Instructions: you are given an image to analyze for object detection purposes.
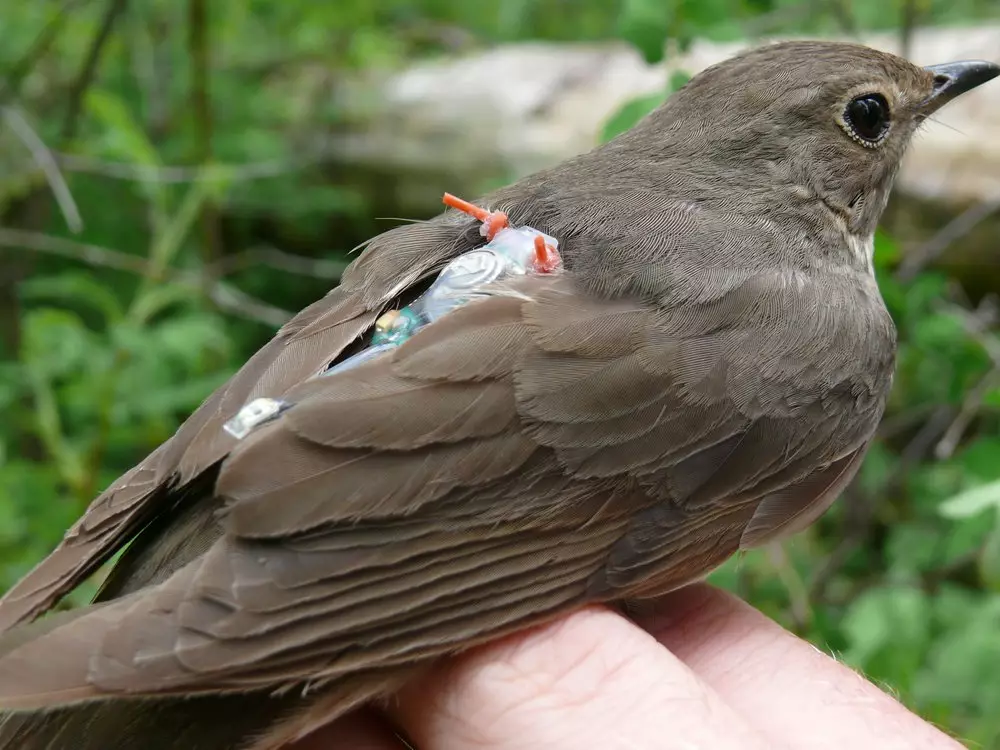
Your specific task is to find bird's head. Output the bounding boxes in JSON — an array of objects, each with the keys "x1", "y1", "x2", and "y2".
[{"x1": 626, "y1": 41, "x2": 998, "y2": 263}]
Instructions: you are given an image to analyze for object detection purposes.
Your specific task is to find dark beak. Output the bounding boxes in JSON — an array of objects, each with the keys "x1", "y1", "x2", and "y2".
[{"x1": 921, "y1": 60, "x2": 1000, "y2": 115}]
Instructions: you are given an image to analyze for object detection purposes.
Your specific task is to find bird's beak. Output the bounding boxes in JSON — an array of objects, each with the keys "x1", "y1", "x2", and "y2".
[{"x1": 921, "y1": 60, "x2": 1000, "y2": 115}]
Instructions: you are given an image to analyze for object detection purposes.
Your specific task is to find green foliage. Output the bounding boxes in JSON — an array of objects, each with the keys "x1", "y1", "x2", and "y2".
[
  {"x1": 618, "y1": 0, "x2": 673, "y2": 64},
  {"x1": 600, "y1": 72, "x2": 691, "y2": 143},
  {"x1": 1, "y1": 1, "x2": 1000, "y2": 747}
]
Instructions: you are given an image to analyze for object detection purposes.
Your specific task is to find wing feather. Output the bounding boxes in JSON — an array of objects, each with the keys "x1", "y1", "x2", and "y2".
[
  {"x1": 0, "y1": 269, "x2": 886, "y2": 719},
  {"x1": 0, "y1": 218, "x2": 475, "y2": 632}
]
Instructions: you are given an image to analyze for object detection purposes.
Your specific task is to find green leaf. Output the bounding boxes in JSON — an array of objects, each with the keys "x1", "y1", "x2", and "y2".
[
  {"x1": 84, "y1": 89, "x2": 161, "y2": 169},
  {"x1": 600, "y1": 91, "x2": 666, "y2": 143},
  {"x1": 916, "y1": 592, "x2": 1000, "y2": 723},
  {"x1": 678, "y1": 0, "x2": 743, "y2": 40},
  {"x1": 497, "y1": 0, "x2": 532, "y2": 37},
  {"x1": 979, "y1": 509, "x2": 1000, "y2": 592},
  {"x1": 940, "y1": 479, "x2": 1000, "y2": 519},
  {"x1": 137, "y1": 174, "x2": 226, "y2": 301},
  {"x1": 130, "y1": 372, "x2": 231, "y2": 416},
  {"x1": 127, "y1": 282, "x2": 200, "y2": 326},
  {"x1": 85, "y1": 88, "x2": 169, "y2": 223},
  {"x1": 151, "y1": 314, "x2": 231, "y2": 364},
  {"x1": 22, "y1": 366, "x2": 85, "y2": 492},
  {"x1": 617, "y1": 0, "x2": 670, "y2": 64},
  {"x1": 873, "y1": 229, "x2": 901, "y2": 268},
  {"x1": 911, "y1": 311, "x2": 967, "y2": 351},
  {"x1": 19, "y1": 272, "x2": 123, "y2": 325},
  {"x1": 983, "y1": 387, "x2": 1000, "y2": 408},
  {"x1": 842, "y1": 586, "x2": 931, "y2": 689},
  {"x1": 856, "y1": 440, "x2": 895, "y2": 495},
  {"x1": 886, "y1": 524, "x2": 942, "y2": 575},
  {"x1": 668, "y1": 70, "x2": 692, "y2": 92},
  {"x1": 20, "y1": 308, "x2": 96, "y2": 380},
  {"x1": 956, "y1": 437, "x2": 1000, "y2": 482}
]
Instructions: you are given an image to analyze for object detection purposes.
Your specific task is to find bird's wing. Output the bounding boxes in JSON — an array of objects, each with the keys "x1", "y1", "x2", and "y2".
[
  {"x1": 0, "y1": 269, "x2": 880, "y2": 709},
  {"x1": 0, "y1": 216, "x2": 479, "y2": 632}
]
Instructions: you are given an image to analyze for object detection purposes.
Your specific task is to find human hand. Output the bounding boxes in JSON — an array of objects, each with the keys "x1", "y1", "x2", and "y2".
[{"x1": 291, "y1": 584, "x2": 964, "y2": 750}]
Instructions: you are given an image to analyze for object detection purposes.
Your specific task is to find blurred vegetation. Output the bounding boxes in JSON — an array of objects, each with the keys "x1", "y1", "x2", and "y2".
[{"x1": 1, "y1": 0, "x2": 1000, "y2": 747}]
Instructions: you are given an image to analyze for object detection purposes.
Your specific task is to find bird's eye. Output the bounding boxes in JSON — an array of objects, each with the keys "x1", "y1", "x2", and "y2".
[{"x1": 843, "y1": 93, "x2": 891, "y2": 146}]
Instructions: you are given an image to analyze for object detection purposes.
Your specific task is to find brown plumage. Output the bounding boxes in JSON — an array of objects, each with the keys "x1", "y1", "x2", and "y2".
[{"x1": 0, "y1": 41, "x2": 996, "y2": 750}]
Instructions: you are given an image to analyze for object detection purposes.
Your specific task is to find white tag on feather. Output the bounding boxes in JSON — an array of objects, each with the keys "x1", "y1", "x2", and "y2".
[{"x1": 223, "y1": 398, "x2": 289, "y2": 439}]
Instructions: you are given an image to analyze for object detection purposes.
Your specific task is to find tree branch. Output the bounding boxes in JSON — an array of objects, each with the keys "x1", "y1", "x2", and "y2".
[
  {"x1": 0, "y1": 228, "x2": 293, "y2": 327},
  {"x1": 932, "y1": 299, "x2": 1000, "y2": 459},
  {"x1": 62, "y1": 0, "x2": 129, "y2": 141},
  {"x1": 213, "y1": 245, "x2": 348, "y2": 280},
  {"x1": 2, "y1": 106, "x2": 82, "y2": 232},
  {"x1": 896, "y1": 196, "x2": 1000, "y2": 282},
  {"x1": 0, "y1": 0, "x2": 90, "y2": 102},
  {"x1": 188, "y1": 0, "x2": 222, "y2": 280}
]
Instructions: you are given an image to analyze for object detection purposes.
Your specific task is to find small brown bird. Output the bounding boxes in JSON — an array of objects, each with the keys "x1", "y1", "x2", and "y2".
[{"x1": 0, "y1": 41, "x2": 996, "y2": 750}]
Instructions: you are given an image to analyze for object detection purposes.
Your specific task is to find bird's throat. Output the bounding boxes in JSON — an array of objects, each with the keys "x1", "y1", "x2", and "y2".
[{"x1": 848, "y1": 233, "x2": 876, "y2": 275}]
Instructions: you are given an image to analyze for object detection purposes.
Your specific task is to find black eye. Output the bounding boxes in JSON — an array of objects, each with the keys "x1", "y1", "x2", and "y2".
[{"x1": 843, "y1": 93, "x2": 891, "y2": 145}]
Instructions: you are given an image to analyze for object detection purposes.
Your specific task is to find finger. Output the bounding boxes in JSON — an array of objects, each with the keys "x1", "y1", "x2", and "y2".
[
  {"x1": 288, "y1": 707, "x2": 408, "y2": 750},
  {"x1": 632, "y1": 584, "x2": 964, "y2": 750},
  {"x1": 389, "y1": 605, "x2": 772, "y2": 750}
]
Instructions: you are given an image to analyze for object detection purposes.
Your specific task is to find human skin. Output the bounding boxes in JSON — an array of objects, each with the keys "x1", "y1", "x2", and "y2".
[{"x1": 289, "y1": 584, "x2": 964, "y2": 750}]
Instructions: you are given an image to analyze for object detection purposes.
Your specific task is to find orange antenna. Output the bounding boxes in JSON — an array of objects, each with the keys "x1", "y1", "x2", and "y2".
[
  {"x1": 442, "y1": 192, "x2": 508, "y2": 240},
  {"x1": 533, "y1": 235, "x2": 561, "y2": 273},
  {"x1": 443, "y1": 193, "x2": 490, "y2": 222}
]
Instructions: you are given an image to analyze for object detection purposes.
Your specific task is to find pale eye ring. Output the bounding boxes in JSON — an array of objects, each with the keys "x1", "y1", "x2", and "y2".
[{"x1": 842, "y1": 93, "x2": 891, "y2": 146}]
